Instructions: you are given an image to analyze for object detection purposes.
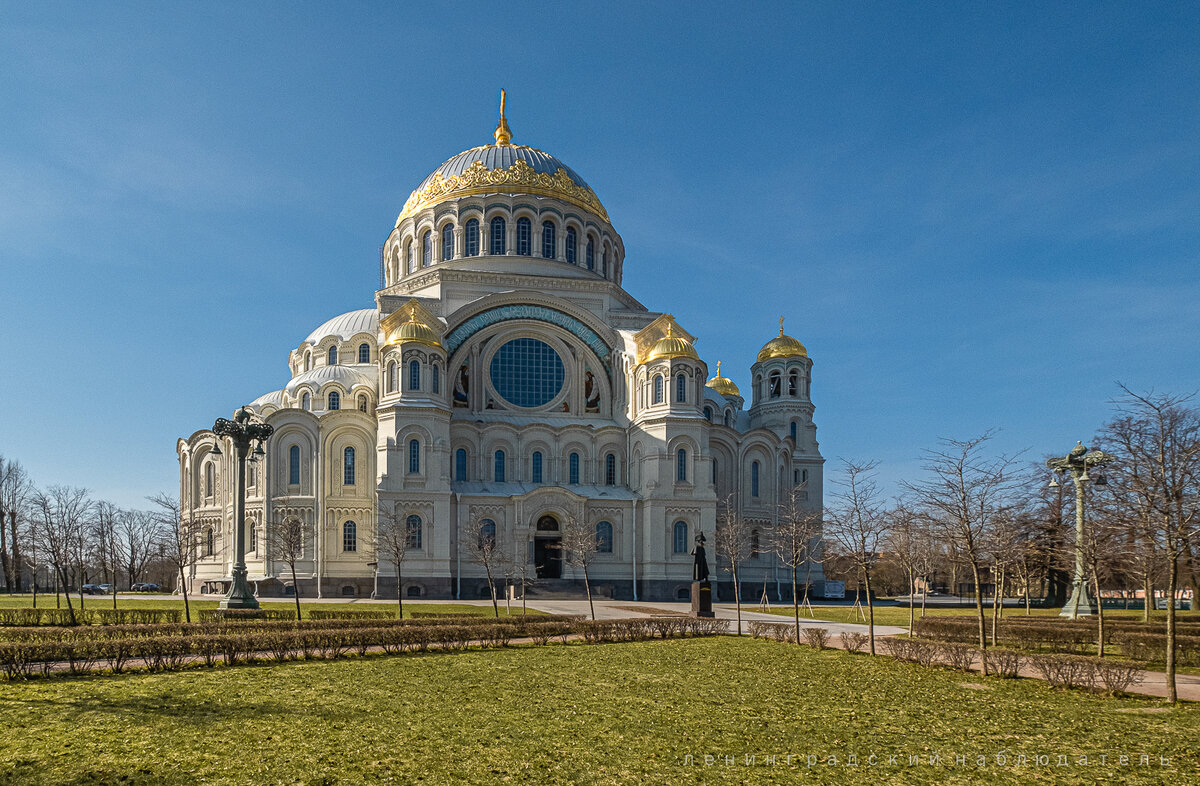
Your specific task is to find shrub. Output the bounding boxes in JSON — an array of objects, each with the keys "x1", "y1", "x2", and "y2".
[
  {"x1": 1029, "y1": 653, "x2": 1096, "y2": 690},
  {"x1": 192, "y1": 636, "x2": 222, "y2": 667},
  {"x1": 1094, "y1": 659, "x2": 1146, "y2": 695},
  {"x1": 307, "y1": 609, "x2": 395, "y2": 621},
  {"x1": 198, "y1": 609, "x2": 297, "y2": 623},
  {"x1": 92, "y1": 609, "x2": 183, "y2": 626},
  {"x1": 802, "y1": 628, "x2": 830, "y2": 650},
  {"x1": 939, "y1": 642, "x2": 975, "y2": 672},
  {"x1": 982, "y1": 648, "x2": 1023, "y2": 678},
  {"x1": 840, "y1": 632, "x2": 869, "y2": 654}
]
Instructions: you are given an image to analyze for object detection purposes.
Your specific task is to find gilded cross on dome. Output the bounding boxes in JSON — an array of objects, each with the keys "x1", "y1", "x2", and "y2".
[{"x1": 494, "y1": 89, "x2": 513, "y2": 146}]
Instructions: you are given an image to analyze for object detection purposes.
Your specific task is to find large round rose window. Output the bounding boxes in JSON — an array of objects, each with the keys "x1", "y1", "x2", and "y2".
[{"x1": 489, "y1": 338, "x2": 565, "y2": 408}]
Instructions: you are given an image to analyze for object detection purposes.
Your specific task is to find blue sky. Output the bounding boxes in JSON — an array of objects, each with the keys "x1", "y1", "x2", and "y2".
[{"x1": 2, "y1": 2, "x2": 1197, "y2": 508}]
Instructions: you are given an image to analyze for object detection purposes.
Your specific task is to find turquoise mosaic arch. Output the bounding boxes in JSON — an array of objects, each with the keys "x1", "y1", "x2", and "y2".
[{"x1": 446, "y1": 304, "x2": 612, "y2": 370}]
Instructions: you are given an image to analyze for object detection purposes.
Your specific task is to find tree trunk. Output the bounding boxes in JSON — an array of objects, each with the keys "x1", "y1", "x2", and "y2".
[
  {"x1": 864, "y1": 570, "x2": 876, "y2": 656},
  {"x1": 920, "y1": 581, "x2": 927, "y2": 619},
  {"x1": 907, "y1": 567, "x2": 915, "y2": 633},
  {"x1": 1092, "y1": 568, "x2": 1106, "y2": 658},
  {"x1": 179, "y1": 567, "x2": 191, "y2": 623},
  {"x1": 990, "y1": 568, "x2": 1002, "y2": 646},
  {"x1": 58, "y1": 566, "x2": 76, "y2": 625},
  {"x1": 291, "y1": 563, "x2": 302, "y2": 621},
  {"x1": 792, "y1": 563, "x2": 800, "y2": 644},
  {"x1": 397, "y1": 565, "x2": 404, "y2": 619},
  {"x1": 10, "y1": 513, "x2": 20, "y2": 593},
  {"x1": 732, "y1": 566, "x2": 742, "y2": 635},
  {"x1": 583, "y1": 563, "x2": 595, "y2": 621},
  {"x1": 1166, "y1": 537, "x2": 1178, "y2": 703},
  {"x1": 0, "y1": 506, "x2": 10, "y2": 593},
  {"x1": 971, "y1": 561, "x2": 988, "y2": 675},
  {"x1": 485, "y1": 563, "x2": 499, "y2": 618}
]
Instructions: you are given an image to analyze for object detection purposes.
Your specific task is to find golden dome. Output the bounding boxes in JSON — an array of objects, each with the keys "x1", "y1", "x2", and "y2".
[
  {"x1": 388, "y1": 309, "x2": 442, "y2": 349},
  {"x1": 757, "y1": 317, "x2": 807, "y2": 363},
  {"x1": 646, "y1": 321, "x2": 699, "y2": 362},
  {"x1": 706, "y1": 361, "x2": 741, "y2": 398}
]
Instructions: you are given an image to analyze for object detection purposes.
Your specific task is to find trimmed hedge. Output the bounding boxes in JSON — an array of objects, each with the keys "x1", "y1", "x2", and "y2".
[
  {"x1": 197, "y1": 609, "x2": 298, "y2": 623},
  {"x1": 306, "y1": 609, "x2": 396, "y2": 621},
  {"x1": 0, "y1": 608, "x2": 184, "y2": 627},
  {"x1": 0, "y1": 616, "x2": 727, "y2": 681},
  {"x1": 1115, "y1": 631, "x2": 1200, "y2": 667}
]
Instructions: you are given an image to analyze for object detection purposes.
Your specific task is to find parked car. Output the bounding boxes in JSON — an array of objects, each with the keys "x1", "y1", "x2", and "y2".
[
  {"x1": 98, "y1": 584, "x2": 113, "y2": 594},
  {"x1": 138, "y1": 583, "x2": 161, "y2": 593},
  {"x1": 131, "y1": 583, "x2": 146, "y2": 591},
  {"x1": 81, "y1": 584, "x2": 103, "y2": 595}
]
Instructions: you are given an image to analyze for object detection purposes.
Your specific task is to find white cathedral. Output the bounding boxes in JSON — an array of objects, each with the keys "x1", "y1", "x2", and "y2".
[{"x1": 178, "y1": 97, "x2": 825, "y2": 601}]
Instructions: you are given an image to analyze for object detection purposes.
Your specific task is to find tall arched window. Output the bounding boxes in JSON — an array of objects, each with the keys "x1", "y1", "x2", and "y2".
[
  {"x1": 596, "y1": 521, "x2": 613, "y2": 553},
  {"x1": 408, "y1": 360, "x2": 420, "y2": 391},
  {"x1": 605, "y1": 453, "x2": 616, "y2": 485},
  {"x1": 750, "y1": 529, "x2": 760, "y2": 558},
  {"x1": 432, "y1": 364, "x2": 440, "y2": 394},
  {"x1": 516, "y1": 217, "x2": 531, "y2": 255},
  {"x1": 442, "y1": 223, "x2": 454, "y2": 261},
  {"x1": 343, "y1": 520, "x2": 357, "y2": 552},
  {"x1": 542, "y1": 221, "x2": 555, "y2": 258},
  {"x1": 327, "y1": 346, "x2": 338, "y2": 365},
  {"x1": 704, "y1": 406, "x2": 713, "y2": 422},
  {"x1": 205, "y1": 528, "x2": 214, "y2": 557},
  {"x1": 327, "y1": 391, "x2": 340, "y2": 410},
  {"x1": 653, "y1": 375, "x2": 664, "y2": 404},
  {"x1": 672, "y1": 520, "x2": 688, "y2": 554},
  {"x1": 478, "y1": 519, "x2": 496, "y2": 550},
  {"x1": 676, "y1": 373, "x2": 687, "y2": 403},
  {"x1": 490, "y1": 216, "x2": 506, "y2": 254},
  {"x1": 565, "y1": 227, "x2": 577, "y2": 263},
  {"x1": 455, "y1": 448, "x2": 467, "y2": 480},
  {"x1": 464, "y1": 219, "x2": 479, "y2": 256},
  {"x1": 304, "y1": 351, "x2": 311, "y2": 372},
  {"x1": 205, "y1": 462, "x2": 214, "y2": 497},
  {"x1": 769, "y1": 372, "x2": 781, "y2": 399},
  {"x1": 422, "y1": 230, "x2": 432, "y2": 267},
  {"x1": 302, "y1": 392, "x2": 311, "y2": 411},
  {"x1": 569, "y1": 452, "x2": 580, "y2": 485},
  {"x1": 752, "y1": 461, "x2": 760, "y2": 497},
  {"x1": 387, "y1": 361, "x2": 397, "y2": 393},
  {"x1": 358, "y1": 343, "x2": 370, "y2": 363},
  {"x1": 676, "y1": 449, "x2": 687, "y2": 483},
  {"x1": 602, "y1": 248, "x2": 608, "y2": 278},
  {"x1": 358, "y1": 394, "x2": 368, "y2": 413},
  {"x1": 406, "y1": 241, "x2": 415, "y2": 272},
  {"x1": 249, "y1": 523, "x2": 257, "y2": 553},
  {"x1": 494, "y1": 450, "x2": 506, "y2": 482},
  {"x1": 585, "y1": 236, "x2": 595, "y2": 270},
  {"x1": 789, "y1": 421, "x2": 798, "y2": 441},
  {"x1": 289, "y1": 445, "x2": 300, "y2": 485},
  {"x1": 788, "y1": 370, "x2": 799, "y2": 396},
  {"x1": 723, "y1": 410, "x2": 732, "y2": 427},
  {"x1": 531, "y1": 451, "x2": 543, "y2": 483},
  {"x1": 712, "y1": 458, "x2": 718, "y2": 485},
  {"x1": 406, "y1": 514, "x2": 422, "y2": 549},
  {"x1": 408, "y1": 439, "x2": 420, "y2": 474},
  {"x1": 248, "y1": 463, "x2": 256, "y2": 488},
  {"x1": 343, "y1": 446, "x2": 355, "y2": 485}
]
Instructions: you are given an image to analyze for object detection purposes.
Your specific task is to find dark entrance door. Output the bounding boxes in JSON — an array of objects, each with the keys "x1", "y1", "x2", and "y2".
[{"x1": 534, "y1": 537, "x2": 562, "y2": 579}]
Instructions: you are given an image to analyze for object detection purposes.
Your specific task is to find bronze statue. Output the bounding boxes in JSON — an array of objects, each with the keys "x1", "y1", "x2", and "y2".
[{"x1": 691, "y1": 531, "x2": 709, "y2": 583}]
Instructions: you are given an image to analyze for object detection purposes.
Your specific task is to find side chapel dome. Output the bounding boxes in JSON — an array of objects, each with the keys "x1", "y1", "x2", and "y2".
[{"x1": 757, "y1": 317, "x2": 808, "y2": 363}]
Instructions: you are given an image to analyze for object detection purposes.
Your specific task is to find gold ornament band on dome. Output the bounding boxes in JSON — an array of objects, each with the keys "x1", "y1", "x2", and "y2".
[{"x1": 397, "y1": 158, "x2": 610, "y2": 225}]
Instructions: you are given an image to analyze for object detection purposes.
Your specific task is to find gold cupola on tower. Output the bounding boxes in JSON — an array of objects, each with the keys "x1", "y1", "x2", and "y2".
[
  {"x1": 383, "y1": 301, "x2": 442, "y2": 350},
  {"x1": 756, "y1": 316, "x2": 807, "y2": 363},
  {"x1": 646, "y1": 318, "x2": 700, "y2": 362},
  {"x1": 706, "y1": 361, "x2": 741, "y2": 398}
]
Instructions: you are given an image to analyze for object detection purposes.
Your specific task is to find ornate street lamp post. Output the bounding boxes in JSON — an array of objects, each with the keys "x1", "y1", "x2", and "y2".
[
  {"x1": 1046, "y1": 441, "x2": 1114, "y2": 619},
  {"x1": 212, "y1": 407, "x2": 274, "y2": 610}
]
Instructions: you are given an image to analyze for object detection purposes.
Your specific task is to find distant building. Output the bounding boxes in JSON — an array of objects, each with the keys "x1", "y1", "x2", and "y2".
[{"x1": 178, "y1": 97, "x2": 825, "y2": 601}]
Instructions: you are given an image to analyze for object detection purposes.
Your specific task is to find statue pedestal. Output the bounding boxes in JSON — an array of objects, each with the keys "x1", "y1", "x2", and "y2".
[{"x1": 691, "y1": 582, "x2": 714, "y2": 618}]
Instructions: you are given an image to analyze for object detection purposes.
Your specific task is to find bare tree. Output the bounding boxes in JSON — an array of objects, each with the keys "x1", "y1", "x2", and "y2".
[
  {"x1": 1101, "y1": 388, "x2": 1200, "y2": 702},
  {"x1": 30, "y1": 486, "x2": 93, "y2": 625},
  {"x1": 148, "y1": 493, "x2": 197, "y2": 623},
  {"x1": 903, "y1": 433, "x2": 1022, "y2": 675},
  {"x1": 826, "y1": 460, "x2": 888, "y2": 654},
  {"x1": 0, "y1": 456, "x2": 33, "y2": 592},
  {"x1": 116, "y1": 508, "x2": 157, "y2": 592},
  {"x1": 462, "y1": 516, "x2": 505, "y2": 617},
  {"x1": 92, "y1": 501, "x2": 121, "y2": 610},
  {"x1": 267, "y1": 515, "x2": 312, "y2": 621},
  {"x1": 773, "y1": 483, "x2": 823, "y2": 643},
  {"x1": 886, "y1": 502, "x2": 934, "y2": 633},
  {"x1": 374, "y1": 505, "x2": 416, "y2": 618},
  {"x1": 714, "y1": 494, "x2": 750, "y2": 635},
  {"x1": 560, "y1": 514, "x2": 603, "y2": 621}
]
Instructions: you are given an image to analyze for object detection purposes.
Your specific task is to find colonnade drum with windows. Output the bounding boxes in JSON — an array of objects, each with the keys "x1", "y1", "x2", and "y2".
[{"x1": 177, "y1": 98, "x2": 825, "y2": 601}]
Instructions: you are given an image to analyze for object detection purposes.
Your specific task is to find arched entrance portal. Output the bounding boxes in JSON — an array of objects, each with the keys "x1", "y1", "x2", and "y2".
[{"x1": 534, "y1": 515, "x2": 562, "y2": 579}]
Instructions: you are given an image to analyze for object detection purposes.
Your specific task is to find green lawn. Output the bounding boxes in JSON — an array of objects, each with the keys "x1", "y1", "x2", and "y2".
[
  {"x1": 0, "y1": 595, "x2": 538, "y2": 619},
  {"x1": 0, "y1": 637, "x2": 1196, "y2": 784}
]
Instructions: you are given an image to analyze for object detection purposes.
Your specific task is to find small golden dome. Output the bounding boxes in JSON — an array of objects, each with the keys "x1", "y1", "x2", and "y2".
[
  {"x1": 646, "y1": 320, "x2": 699, "y2": 362},
  {"x1": 757, "y1": 316, "x2": 807, "y2": 363},
  {"x1": 706, "y1": 361, "x2": 741, "y2": 398},
  {"x1": 389, "y1": 308, "x2": 442, "y2": 349}
]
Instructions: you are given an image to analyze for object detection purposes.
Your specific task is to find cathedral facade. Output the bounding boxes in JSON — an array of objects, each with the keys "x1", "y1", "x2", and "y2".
[{"x1": 177, "y1": 100, "x2": 825, "y2": 601}]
